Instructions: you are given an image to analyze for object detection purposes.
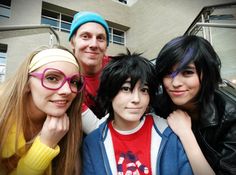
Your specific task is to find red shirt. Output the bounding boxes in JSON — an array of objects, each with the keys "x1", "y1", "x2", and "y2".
[
  {"x1": 108, "y1": 116, "x2": 153, "y2": 175},
  {"x1": 82, "y1": 56, "x2": 110, "y2": 115}
]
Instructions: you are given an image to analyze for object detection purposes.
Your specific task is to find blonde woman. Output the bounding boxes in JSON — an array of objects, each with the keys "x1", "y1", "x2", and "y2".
[{"x1": 0, "y1": 45, "x2": 84, "y2": 175}]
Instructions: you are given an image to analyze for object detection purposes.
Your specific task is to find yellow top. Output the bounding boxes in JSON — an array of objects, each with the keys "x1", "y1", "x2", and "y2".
[{"x1": 1, "y1": 125, "x2": 60, "y2": 175}]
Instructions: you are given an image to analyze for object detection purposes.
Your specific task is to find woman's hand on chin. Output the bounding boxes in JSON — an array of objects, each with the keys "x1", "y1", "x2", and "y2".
[{"x1": 39, "y1": 113, "x2": 69, "y2": 148}]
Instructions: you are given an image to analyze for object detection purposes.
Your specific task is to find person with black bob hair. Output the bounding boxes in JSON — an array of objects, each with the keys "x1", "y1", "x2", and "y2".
[
  {"x1": 82, "y1": 50, "x2": 193, "y2": 175},
  {"x1": 154, "y1": 35, "x2": 236, "y2": 175}
]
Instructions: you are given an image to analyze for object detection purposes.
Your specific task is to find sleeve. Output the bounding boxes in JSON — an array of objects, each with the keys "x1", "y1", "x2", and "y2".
[
  {"x1": 157, "y1": 129, "x2": 194, "y2": 175},
  {"x1": 217, "y1": 121, "x2": 236, "y2": 174},
  {"x1": 82, "y1": 103, "x2": 88, "y2": 112},
  {"x1": 177, "y1": 140, "x2": 194, "y2": 175},
  {"x1": 82, "y1": 108, "x2": 108, "y2": 134},
  {"x1": 15, "y1": 136, "x2": 60, "y2": 175}
]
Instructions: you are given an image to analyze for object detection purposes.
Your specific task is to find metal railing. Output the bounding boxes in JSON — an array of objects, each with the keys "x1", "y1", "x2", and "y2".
[
  {"x1": 184, "y1": 2, "x2": 236, "y2": 40},
  {"x1": 184, "y1": 1, "x2": 236, "y2": 87}
]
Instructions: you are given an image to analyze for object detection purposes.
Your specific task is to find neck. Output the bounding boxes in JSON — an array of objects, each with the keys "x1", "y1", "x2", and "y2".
[
  {"x1": 26, "y1": 95, "x2": 46, "y2": 141},
  {"x1": 82, "y1": 66, "x2": 101, "y2": 76},
  {"x1": 112, "y1": 120, "x2": 141, "y2": 131},
  {"x1": 176, "y1": 103, "x2": 200, "y2": 121},
  {"x1": 81, "y1": 61, "x2": 103, "y2": 76}
]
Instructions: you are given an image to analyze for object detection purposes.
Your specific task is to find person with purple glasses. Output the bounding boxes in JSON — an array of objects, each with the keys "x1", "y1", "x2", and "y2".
[{"x1": 0, "y1": 45, "x2": 84, "y2": 175}]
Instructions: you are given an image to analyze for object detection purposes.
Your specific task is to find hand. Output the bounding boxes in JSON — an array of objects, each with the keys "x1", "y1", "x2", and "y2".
[
  {"x1": 167, "y1": 109, "x2": 192, "y2": 137},
  {"x1": 40, "y1": 114, "x2": 69, "y2": 148}
]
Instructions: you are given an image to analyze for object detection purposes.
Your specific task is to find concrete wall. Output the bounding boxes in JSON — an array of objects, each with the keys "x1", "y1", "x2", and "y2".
[
  {"x1": 5, "y1": 0, "x2": 42, "y2": 25},
  {"x1": 127, "y1": 0, "x2": 236, "y2": 58},
  {"x1": 0, "y1": 0, "x2": 235, "y2": 82}
]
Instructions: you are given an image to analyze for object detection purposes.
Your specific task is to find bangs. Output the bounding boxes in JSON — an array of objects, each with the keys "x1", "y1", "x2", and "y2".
[
  {"x1": 156, "y1": 39, "x2": 197, "y2": 79},
  {"x1": 128, "y1": 63, "x2": 151, "y2": 90},
  {"x1": 171, "y1": 48, "x2": 195, "y2": 78}
]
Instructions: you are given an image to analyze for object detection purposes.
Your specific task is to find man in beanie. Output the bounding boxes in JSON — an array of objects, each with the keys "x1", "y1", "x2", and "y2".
[{"x1": 69, "y1": 11, "x2": 110, "y2": 134}]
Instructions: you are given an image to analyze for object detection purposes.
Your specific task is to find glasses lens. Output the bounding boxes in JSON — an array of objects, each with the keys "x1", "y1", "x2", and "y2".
[
  {"x1": 43, "y1": 69, "x2": 64, "y2": 90},
  {"x1": 70, "y1": 75, "x2": 84, "y2": 93}
]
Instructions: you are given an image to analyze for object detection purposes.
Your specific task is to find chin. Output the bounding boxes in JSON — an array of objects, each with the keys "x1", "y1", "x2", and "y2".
[
  {"x1": 173, "y1": 100, "x2": 188, "y2": 106},
  {"x1": 47, "y1": 111, "x2": 67, "y2": 117}
]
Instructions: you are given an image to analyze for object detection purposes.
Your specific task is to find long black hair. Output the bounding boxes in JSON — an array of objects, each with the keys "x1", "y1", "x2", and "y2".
[{"x1": 154, "y1": 35, "x2": 222, "y2": 118}]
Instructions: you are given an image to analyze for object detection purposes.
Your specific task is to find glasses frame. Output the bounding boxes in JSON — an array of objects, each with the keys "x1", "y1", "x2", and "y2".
[{"x1": 29, "y1": 68, "x2": 84, "y2": 93}]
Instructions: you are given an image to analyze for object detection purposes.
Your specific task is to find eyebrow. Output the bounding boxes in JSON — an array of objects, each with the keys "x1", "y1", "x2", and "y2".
[
  {"x1": 185, "y1": 64, "x2": 196, "y2": 70},
  {"x1": 79, "y1": 31, "x2": 90, "y2": 35},
  {"x1": 123, "y1": 79, "x2": 148, "y2": 86},
  {"x1": 124, "y1": 80, "x2": 131, "y2": 84},
  {"x1": 79, "y1": 31, "x2": 106, "y2": 36}
]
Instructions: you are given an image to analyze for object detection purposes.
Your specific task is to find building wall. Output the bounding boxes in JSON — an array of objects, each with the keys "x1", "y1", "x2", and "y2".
[
  {"x1": 0, "y1": 0, "x2": 235, "y2": 82},
  {"x1": 10, "y1": 0, "x2": 42, "y2": 25},
  {"x1": 127, "y1": 0, "x2": 235, "y2": 58}
]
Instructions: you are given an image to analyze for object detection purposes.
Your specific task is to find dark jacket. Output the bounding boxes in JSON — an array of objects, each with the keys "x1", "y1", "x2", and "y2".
[{"x1": 195, "y1": 90, "x2": 236, "y2": 175}]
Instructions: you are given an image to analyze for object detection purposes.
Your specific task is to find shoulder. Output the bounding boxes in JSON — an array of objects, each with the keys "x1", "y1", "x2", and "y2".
[
  {"x1": 214, "y1": 90, "x2": 236, "y2": 119},
  {"x1": 146, "y1": 113, "x2": 177, "y2": 140},
  {"x1": 102, "y1": 55, "x2": 110, "y2": 67},
  {"x1": 147, "y1": 113, "x2": 168, "y2": 132},
  {"x1": 147, "y1": 114, "x2": 188, "y2": 157},
  {"x1": 83, "y1": 120, "x2": 108, "y2": 144},
  {"x1": 147, "y1": 113, "x2": 184, "y2": 143}
]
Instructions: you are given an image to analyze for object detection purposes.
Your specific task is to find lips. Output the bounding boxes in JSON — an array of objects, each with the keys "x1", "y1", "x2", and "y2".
[
  {"x1": 169, "y1": 90, "x2": 186, "y2": 96},
  {"x1": 126, "y1": 107, "x2": 142, "y2": 109},
  {"x1": 126, "y1": 107, "x2": 142, "y2": 113},
  {"x1": 85, "y1": 51, "x2": 99, "y2": 55},
  {"x1": 51, "y1": 100, "x2": 69, "y2": 107}
]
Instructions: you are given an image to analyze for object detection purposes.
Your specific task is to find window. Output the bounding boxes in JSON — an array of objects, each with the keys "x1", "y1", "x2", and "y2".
[
  {"x1": 109, "y1": 27, "x2": 126, "y2": 45},
  {"x1": 118, "y1": 0, "x2": 127, "y2": 4},
  {"x1": 0, "y1": 0, "x2": 11, "y2": 22},
  {"x1": 41, "y1": 5, "x2": 73, "y2": 33},
  {"x1": 0, "y1": 44, "x2": 7, "y2": 82}
]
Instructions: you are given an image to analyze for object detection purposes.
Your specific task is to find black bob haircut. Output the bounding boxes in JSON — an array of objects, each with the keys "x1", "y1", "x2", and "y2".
[
  {"x1": 154, "y1": 35, "x2": 222, "y2": 117},
  {"x1": 96, "y1": 49, "x2": 157, "y2": 120}
]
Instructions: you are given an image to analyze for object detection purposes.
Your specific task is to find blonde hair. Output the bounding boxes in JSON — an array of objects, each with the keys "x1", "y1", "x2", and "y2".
[{"x1": 0, "y1": 45, "x2": 83, "y2": 175}]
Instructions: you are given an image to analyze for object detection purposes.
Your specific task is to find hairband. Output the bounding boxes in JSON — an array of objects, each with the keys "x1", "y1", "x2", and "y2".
[{"x1": 29, "y1": 48, "x2": 79, "y2": 73}]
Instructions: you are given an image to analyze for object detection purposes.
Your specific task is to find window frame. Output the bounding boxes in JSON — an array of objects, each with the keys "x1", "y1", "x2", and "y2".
[
  {"x1": 41, "y1": 7, "x2": 73, "y2": 33},
  {"x1": 109, "y1": 27, "x2": 126, "y2": 46},
  {"x1": 0, "y1": 0, "x2": 11, "y2": 20},
  {"x1": 0, "y1": 44, "x2": 8, "y2": 83}
]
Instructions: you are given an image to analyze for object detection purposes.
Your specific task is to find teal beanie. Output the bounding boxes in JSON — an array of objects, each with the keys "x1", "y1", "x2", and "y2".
[{"x1": 69, "y1": 11, "x2": 110, "y2": 46}]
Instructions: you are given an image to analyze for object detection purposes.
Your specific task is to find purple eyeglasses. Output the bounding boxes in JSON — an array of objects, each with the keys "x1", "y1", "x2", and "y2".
[{"x1": 29, "y1": 68, "x2": 84, "y2": 93}]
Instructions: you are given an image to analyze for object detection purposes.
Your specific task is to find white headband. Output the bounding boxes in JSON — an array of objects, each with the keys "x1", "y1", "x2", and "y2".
[{"x1": 29, "y1": 48, "x2": 79, "y2": 73}]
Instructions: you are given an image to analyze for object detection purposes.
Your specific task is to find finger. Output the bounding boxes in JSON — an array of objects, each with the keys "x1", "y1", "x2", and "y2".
[
  {"x1": 56, "y1": 114, "x2": 69, "y2": 131},
  {"x1": 44, "y1": 115, "x2": 51, "y2": 124},
  {"x1": 48, "y1": 115, "x2": 61, "y2": 130}
]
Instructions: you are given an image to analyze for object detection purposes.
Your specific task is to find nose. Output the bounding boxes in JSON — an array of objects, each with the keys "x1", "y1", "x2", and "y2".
[
  {"x1": 58, "y1": 81, "x2": 72, "y2": 95},
  {"x1": 131, "y1": 89, "x2": 140, "y2": 103},
  {"x1": 171, "y1": 74, "x2": 183, "y2": 87},
  {"x1": 89, "y1": 37, "x2": 98, "y2": 48}
]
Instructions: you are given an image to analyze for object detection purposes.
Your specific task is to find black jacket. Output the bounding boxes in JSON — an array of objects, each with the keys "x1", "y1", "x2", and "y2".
[{"x1": 195, "y1": 89, "x2": 236, "y2": 175}]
